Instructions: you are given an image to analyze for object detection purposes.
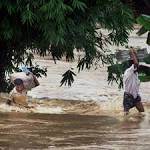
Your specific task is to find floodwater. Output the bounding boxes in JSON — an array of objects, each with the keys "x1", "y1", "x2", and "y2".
[
  {"x1": 0, "y1": 29, "x2": 150, "y2": 149},
  {"x1": 0, "y1": 111, "x2": 150, "y2": 150}
]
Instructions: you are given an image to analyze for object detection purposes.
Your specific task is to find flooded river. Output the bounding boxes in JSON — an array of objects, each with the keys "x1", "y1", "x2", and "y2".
[
  {"x1": 0, "y1": 111, "x2": 150, "y2": 150},
  {"x1": 0, "y1": 29, "x2": 150, "y2": 149}
]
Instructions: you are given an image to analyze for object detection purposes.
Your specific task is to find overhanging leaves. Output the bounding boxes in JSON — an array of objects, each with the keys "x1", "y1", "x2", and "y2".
[
  {"x1": 60, "y1": 69, "x2": 76, "y2": 87},
  {"x1": 136, "y1": 14, "x2": 150, "y2": 30},
  {"x1": 0, "y1": 0, "x2": 134, "y2": 91},
  {"x1": 147, "y1": 32, "x2": 150, "y2": 45},
  {"x1": 136, "y1": 14, "x2": 150, "y2": 45},
  {"x1": 136, "y1": 26, "x2": 147, "y2": 36}
]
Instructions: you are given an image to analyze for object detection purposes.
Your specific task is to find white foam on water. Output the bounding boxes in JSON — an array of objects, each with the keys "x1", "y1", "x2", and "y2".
[
  {"x1": 0, "y1": 103, "x2": 28, "y2": 113},
  {"x1": 28, "y1": 61, "x2": 125, "y2": 103},
  {"x1": 1, "y1": 29, "x2": 149, "y2": 114},
  {"x1": 0, "y1": 103, "x2": 63, "y2": 114},
  {"x1": 33, "y1": 105, "x2": 63, "y2": 114}
]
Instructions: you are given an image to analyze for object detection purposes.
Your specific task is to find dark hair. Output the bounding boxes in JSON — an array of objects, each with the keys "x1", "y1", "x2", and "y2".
[{"x1": 14, "y1": 78, "x2": 23, "y2": 85}]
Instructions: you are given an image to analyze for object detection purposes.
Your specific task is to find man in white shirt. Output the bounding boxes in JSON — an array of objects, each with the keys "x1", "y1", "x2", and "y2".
[{"x1": 123, "y1": 48, "x2": 144, "y2": 115}]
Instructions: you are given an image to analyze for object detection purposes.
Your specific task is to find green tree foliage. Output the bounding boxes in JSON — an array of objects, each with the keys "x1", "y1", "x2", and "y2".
[
  {"x1": 136, "y1": 14, "x2": 150, "y2": 45},
  {"x1": 60, "y1": 69, "x2": 76, "y2": 87},
  {"x1": 0, "y1": 0, "x2": 134, "y2": 92},
  {"x1": 144, "y1": 54, "x2": 150, "y2": 64}
]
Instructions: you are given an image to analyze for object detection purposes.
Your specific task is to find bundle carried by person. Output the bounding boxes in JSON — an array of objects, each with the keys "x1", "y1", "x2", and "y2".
[{"x1": 10, "y1": 66, "x2": 39, "y2": 90}]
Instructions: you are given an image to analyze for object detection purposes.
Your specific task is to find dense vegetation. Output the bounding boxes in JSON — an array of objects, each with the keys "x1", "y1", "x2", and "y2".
[
  {"x1": 137, "y1": 14, "x2": 150, "y2": 45},
  {"x1": 0, "y1": 0, "x2": 134, "y2": 92}
]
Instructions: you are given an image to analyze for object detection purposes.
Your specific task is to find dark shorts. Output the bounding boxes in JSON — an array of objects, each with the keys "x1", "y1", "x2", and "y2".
[{"x1": 123, "y1": 92, "x2": 141, "y2": 112}]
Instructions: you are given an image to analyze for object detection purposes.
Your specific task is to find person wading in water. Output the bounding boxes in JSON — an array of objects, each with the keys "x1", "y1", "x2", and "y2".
[{"x1": 123, "y1": 48, "x2": 144, "y2": 115}]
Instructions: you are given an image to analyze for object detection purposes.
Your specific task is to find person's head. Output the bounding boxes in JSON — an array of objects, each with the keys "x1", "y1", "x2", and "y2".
[{"x1": 14, "y1": 78, "x2": 25, "y2": 92}]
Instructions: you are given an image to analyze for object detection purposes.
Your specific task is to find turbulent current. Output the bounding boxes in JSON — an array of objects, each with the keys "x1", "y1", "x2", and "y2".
[{"x1": 0, "y1": 29, "x2": 150, "y2": 149}]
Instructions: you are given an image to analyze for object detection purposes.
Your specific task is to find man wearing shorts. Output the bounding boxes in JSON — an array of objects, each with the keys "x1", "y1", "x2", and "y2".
[{"x1": 123, "y1": 48, "x2": 144, "y2": 115}]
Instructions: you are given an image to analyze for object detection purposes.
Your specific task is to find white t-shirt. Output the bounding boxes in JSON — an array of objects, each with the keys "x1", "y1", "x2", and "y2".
[
  {"x1": 123, "y1": 64, "x2": 140, "y2": 99},
  {"x1": 10, "y1": 87, "x2": 28, "y2": 97}
]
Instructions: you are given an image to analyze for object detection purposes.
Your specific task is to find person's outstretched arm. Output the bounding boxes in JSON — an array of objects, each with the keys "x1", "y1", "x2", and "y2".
[{"x1": 129, "y1": 47, "x2": 139, "y2": 68}]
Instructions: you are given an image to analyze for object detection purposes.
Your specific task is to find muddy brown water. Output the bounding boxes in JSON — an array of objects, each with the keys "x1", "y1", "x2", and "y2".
[
  {"x1": 0, "y1": 29, "x2": 150, "y2": 149},
  {"x1": 0, "y1": 100, "x2": 150, "y2": 150}
]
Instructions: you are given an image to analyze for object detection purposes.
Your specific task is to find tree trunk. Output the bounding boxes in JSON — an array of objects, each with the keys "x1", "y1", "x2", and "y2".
[
  {"x1": 0, "y1": 65, "x2": 6, "y2": 92},
  {"x1": 0, "y1": 44, "x2": 10, "y2": 92}
]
